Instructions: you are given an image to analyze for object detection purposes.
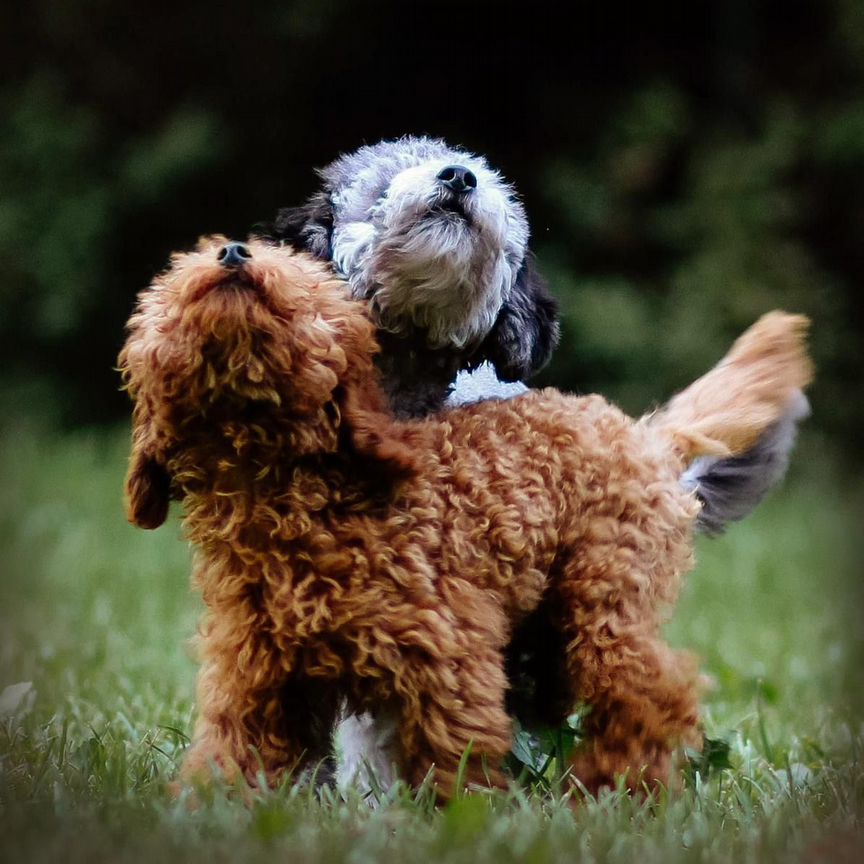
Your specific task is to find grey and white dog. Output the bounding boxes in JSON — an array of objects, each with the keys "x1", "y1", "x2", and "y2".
[{"x1": 265, "y1": 136, "x2": 559, "y2": 417}]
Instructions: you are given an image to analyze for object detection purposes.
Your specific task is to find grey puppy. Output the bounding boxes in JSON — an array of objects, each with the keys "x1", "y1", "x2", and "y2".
[{"x1": 264, "y1": 136, "x2": 559, "y2": 417}]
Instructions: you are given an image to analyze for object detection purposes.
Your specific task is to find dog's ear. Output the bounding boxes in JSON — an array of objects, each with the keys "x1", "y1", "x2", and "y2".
[
  {"x1": 124, "y1": 404, "x2": 172, "y2": 530},
  {"x1": 330, "y1": 318, "x2": 419, "y2": 481},
  {"x1": 476, "y1": 252, "x2": 560, "y2": 382},
  {"x1": 336, "y1": 382, "x2": 418, "y2": 481},
  {"x1": 267, "y1": 192, "x2": 334, "y2": 260},
  {"x1": 125, "y1": 451, "x2": 171, "y2": 529}
]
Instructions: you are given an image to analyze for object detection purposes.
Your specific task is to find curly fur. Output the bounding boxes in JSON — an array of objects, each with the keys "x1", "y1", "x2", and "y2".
[{"x1": 120, "y1": 238, "x2": 812, "y2": 798}]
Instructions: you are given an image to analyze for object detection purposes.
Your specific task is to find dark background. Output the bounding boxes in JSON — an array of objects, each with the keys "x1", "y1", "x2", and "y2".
[{"x1": 1, "y1": 0, "x2": 861, "y2": 456}]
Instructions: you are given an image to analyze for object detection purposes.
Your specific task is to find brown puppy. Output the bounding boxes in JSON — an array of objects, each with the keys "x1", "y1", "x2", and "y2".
[{"x1": 119, "y1": 238, "x2": 811, "y2": 798}]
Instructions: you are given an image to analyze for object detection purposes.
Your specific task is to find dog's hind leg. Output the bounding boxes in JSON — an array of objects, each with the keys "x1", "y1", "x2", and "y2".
[
  {"x1": 396, "y1": 650, "x2": 513, "y2": 799},
  {"x1": 554, "y1": 546, "x2": 702, "y2": 796}
]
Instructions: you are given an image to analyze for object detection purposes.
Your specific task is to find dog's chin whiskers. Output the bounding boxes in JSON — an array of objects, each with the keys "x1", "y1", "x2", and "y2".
[{"x1": 185, "y1": 271, "x2": 261, "y2": 304}]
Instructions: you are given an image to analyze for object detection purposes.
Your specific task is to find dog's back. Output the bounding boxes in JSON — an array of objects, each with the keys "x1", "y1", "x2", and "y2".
[{"x1": 402, "y1": 388, "x2": 698, "y2": 608}]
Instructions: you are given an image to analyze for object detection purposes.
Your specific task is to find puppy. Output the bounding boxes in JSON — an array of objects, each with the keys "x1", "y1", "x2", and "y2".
[
  {"x1": 120, "y1": 238, "x2": 812, "y2": 798},
  {"x1": 264, "y1": 136, "x2": 559, "y2": 417}
]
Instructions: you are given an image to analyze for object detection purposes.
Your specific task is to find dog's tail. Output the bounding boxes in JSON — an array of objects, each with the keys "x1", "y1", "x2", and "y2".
[{"x1": 647, "y1": 312, "x2": 813, "y2": 535}]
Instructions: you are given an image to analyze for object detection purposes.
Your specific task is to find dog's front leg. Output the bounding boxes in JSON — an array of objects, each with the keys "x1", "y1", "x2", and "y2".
[{"x1": 179, "y1": 635, "x2": 338, "y2": 793}]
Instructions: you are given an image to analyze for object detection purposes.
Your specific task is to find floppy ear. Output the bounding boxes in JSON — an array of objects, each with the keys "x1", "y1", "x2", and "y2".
[
  {"x1": 476, "y1": 252, "x2": 560, "y2": 382},
  {"x1": 267, "y1": 191, "x2": 334, "y2": 259},
  {"x1": 124, "y1": 405, "x2": 171, "y2": 530},
  {"x1": 330, "y1": 317, "x2": 419, "y2": 482},
  {"x1": 336, "y1": 382, "x2": 418, "y2": 481}
]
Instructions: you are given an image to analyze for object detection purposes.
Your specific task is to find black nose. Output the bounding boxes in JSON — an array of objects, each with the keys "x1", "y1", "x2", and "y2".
[
  {"x1": 217, "y1": 242, "x2": 252, "y2": 268},
  {"x1": 436, "y1": 165, "x2": 477, "y2": 194}
]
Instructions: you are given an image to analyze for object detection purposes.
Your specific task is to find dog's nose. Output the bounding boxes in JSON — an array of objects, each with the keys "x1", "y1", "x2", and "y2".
[
  {"x1": 217, "y1": 242, "x2": 252, "y2": 268},
  {"x1": 436, "y1": 165, "x2": 478, "y2": 194}
]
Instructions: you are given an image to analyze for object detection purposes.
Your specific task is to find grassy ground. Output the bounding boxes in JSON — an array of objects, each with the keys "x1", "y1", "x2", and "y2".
[{"x1": 1, "y1": 422, "x2": 862, "y2": 863}]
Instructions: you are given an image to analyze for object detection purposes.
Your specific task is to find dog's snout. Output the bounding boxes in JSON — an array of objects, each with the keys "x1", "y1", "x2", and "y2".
[
  {"x1": 436, "y1": 165, "x2": 478, "y2": 194},
  {"x1": 217, "y1": 242, "x2": 252, "y2": 268}
]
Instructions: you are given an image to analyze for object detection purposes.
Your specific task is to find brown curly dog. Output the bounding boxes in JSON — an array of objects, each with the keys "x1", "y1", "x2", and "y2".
[{"x1": 119, "y1": 237, "x2": 812, "y2": 798}]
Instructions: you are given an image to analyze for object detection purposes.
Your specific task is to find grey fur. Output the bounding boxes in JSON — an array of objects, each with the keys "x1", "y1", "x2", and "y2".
[
  {"x1": 267, "y1": 136, "x2": 559, "y2": 417},
  {"x1": 681, "y1": 390, "x2": 810, "y2": 536}
]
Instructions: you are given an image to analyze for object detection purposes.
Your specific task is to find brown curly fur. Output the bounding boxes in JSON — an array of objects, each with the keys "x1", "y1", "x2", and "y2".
[{"x1": 119, "y1": 237, "x2": 812, "y2": 798}]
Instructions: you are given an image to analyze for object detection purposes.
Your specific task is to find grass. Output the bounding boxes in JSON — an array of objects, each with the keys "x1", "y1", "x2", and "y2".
[{"x1": 0, "y1": 421, "x2": 862, "y2": 863}]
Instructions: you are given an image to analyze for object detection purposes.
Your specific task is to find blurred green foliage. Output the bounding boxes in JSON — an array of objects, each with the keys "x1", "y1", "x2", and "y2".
[
  {"x1": 0, "y1": 74, "x2": 223, "y2": 339},
  {"x1": 0, "y1": 1, "x2": 861, "y2": 453},
  {"x1": 535, "y1": 77, "x2": 862, "y2": 442}
]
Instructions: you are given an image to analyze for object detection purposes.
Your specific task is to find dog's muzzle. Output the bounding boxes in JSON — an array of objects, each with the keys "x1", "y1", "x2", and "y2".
[{"x1": 218, "y1": 243, "x2": 252, "y2": 268}]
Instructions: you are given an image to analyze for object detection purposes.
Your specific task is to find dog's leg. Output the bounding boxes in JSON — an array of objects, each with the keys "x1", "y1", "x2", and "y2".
[
  {"x1": 555, "y1": 549, "x2": 702, "y2": 796},
  {"x1": 334, "y1": 705, "x2": 401, "y2": 794},
  {"x1": 394, "y1": 635, "x2": 513, "y2": 799},
  {"x1": 179, "y1": 646, "x2": 338, "y2": 792}
]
